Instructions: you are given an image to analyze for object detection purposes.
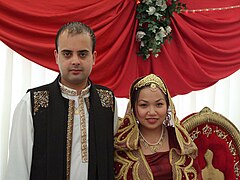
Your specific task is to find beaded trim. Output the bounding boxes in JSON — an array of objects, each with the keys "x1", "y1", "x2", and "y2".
[
  {"x1": 79, "y1": 96, "x2": 88, "y2": 163},
  {"x1": 60, "y1": 82, "x2": 90, "y2": 96},
  {"x1": 33, "y1": 91, "x2": 49, "y2": 115},
  {"x1": 97, "y1": 89, "x2": 114, "y2": 111},
  {"x1": 66, "y1": 100, "x2": 74, "y2": 180}
]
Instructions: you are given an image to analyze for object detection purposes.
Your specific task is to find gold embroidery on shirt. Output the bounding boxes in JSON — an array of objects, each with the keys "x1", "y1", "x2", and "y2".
[
  {"x1": 33, "y1": 91, "x2": 49, "y2": 115},
  {"x1": 60, "y1": 82, "x2": 90, "y2": 96},
  {"x1": 75, "y1": 96, "x2": 88, "y2": 163},
  {"x1": 66, "y1": 100, "x2": 74, "y2": 180},
  {"x1": 60, "y1": 85, "x2": 77, "y2": 96},
  {"x1": 97, "y1": 89, "x2": 114, "y2": 111}
]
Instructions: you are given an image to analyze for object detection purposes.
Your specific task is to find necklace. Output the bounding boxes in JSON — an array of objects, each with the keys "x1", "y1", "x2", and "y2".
[{"x1": 139, "y1": 126, "x2": 165, "y2": 153}]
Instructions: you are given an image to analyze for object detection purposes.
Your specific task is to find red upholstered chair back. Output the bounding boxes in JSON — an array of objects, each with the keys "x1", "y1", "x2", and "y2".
[{"x1": 181, "y1": 107, "x2": 240, "y2": 180}]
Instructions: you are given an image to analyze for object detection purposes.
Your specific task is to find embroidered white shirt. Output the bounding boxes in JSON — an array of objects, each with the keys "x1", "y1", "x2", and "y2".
[{"x1": 5, "y1": 83, "x2": 118, "y2": 180}]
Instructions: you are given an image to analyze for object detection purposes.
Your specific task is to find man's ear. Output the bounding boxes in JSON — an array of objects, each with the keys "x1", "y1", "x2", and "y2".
[
  {"x1": 54, "y1": 50, "x2": 58, "y2": 64},
  {"x1": 92, "y1": 51, "x2": 97, "y2": 65}
]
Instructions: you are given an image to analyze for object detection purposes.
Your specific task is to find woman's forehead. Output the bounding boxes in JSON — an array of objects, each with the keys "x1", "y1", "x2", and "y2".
[{"x1": 138, "y1": 87, "x2": 165, "y2": 99}]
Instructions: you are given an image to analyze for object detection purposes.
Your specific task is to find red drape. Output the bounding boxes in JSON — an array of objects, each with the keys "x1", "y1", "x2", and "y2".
[{"x1": 1, "y1": 0, "x2": 240, "y2": 98}]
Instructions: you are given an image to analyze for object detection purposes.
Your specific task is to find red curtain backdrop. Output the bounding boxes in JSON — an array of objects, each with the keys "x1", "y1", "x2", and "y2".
[{"x1": 1, "y1": 0, "x2": 240, "y2": 98}]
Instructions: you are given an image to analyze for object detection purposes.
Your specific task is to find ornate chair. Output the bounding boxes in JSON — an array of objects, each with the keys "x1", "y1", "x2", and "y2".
[{"x1": 181, "y1": 107, "x2": 240, "y2": 180}]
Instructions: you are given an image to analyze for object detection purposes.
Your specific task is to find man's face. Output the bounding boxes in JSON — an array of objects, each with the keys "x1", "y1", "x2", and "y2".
[{"x1": 54, "y1": 31, "x2": 96, "y2": 89}]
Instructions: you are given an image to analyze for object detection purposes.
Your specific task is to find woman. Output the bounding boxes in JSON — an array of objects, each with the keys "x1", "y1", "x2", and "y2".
[{"x1": 114, "y1": 74, "x2": 201, "y2": 179}]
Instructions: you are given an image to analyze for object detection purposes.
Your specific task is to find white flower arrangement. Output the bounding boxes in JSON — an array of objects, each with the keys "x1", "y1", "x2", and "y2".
[{"x1": 136, "y1": 0, "x2": 186, "y2": 59}]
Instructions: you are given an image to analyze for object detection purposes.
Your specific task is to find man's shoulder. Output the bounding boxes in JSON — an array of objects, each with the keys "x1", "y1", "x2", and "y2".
[
  {"x1": 27, "y1": 80, "x2": 57, "y2": 93},
  {"x1": 94, "y1": 84, "x2": 112, "y2": 91},
  {"x1": 94, "y1": 84, "x2": 115, "y2": 96}
]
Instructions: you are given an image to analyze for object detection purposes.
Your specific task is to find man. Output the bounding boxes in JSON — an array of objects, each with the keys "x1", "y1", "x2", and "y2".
[{"x1": 5, "y1": 22, "x2": 118, "y2": 180}]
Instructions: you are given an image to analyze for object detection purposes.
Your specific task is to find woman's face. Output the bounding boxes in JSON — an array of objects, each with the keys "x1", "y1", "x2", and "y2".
[{"x1": 135, "y1": 86, "x2": 168, "y2": 132}]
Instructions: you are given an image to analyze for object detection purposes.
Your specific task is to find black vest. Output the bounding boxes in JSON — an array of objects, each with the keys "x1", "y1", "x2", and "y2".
[{"x1": 28, "y1": 76, "x2": 114, "y2": 180}]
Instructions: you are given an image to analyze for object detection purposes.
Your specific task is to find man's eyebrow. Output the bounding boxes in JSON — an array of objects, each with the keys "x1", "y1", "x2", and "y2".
[
  {"x1": 77, "y1": 49, "x2": 89, "y2": 53},
  {"x1": 60, "y1": 49, "x2": 72, "y2": 53},
  {"x1": 60, "y1": 49, "x2": 90, "y2": 53}
]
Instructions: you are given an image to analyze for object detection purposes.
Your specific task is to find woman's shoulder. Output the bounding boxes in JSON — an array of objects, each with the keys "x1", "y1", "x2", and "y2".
[{"x1": 166, "y1": 126, "x2": 180, "y2": 148}]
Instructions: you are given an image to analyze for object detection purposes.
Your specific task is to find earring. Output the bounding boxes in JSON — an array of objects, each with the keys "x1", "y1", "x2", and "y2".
[{"x1": 164, "y1": 113, "x2": 171, "y2": 126}]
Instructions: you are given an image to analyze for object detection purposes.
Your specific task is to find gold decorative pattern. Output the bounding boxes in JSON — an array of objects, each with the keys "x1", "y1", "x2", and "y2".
[
  {"x1": 234, "y1": 161, "x2": 240, "y2": 177},
  {"x1": 60, "y1": 82, "x2": 90, "y2": 164},
  {"x1": 202, "y1": 124, "x2": 212, "y2": 137},
  {"x1": 60, "y1": 84, "x2": 78, "y2": 96},
  {"x1": 66, "y1": 100, "x2": 74, "y2": 180},
  {"x1": 60, "y1": 82, "x2": 90, "y2": 97},
  {"x1": 78, "y1": 96, "x2": 88, "y2": 163},
  {"x1": 33, "y1": 91, "x2": 49, "y2": 115},
  {"x1": 181, "y1": 107, "x2": 240, "y2": 179},
  {"x1": 214, "y1": 127, "x2": 228, "y2": 140},
  {"x1": 114, "y1": 149, "x2": 154, "y2": 180},
  {"x1": 170, "y1": 151, "x2": 197, "y2": 180},
  {"x1": 97, "y1": 89, "x2": 114, "y2": 111},
  {"x1": 133, "y1": 74, "x2": 166, "y2": 94},
  {"x1": 228, "y1": 140, "x2": 237, "y2": 156},
  {"x1": 189, "y1": 127, "x2": 201, "y2": 141}
]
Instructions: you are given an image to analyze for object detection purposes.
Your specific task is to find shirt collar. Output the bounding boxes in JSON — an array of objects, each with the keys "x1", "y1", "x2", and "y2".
[{"x1": 59, "y1": 81, "x2": 91, "y2": 97}]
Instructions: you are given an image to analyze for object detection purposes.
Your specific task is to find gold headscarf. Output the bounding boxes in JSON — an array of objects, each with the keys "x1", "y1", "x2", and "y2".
[
  {"x1": 114, "y1": 74, "x2": 199, "y2": 180},
  {"x1": 115, "y1": 74, "x2": 197, "y2": 157}
]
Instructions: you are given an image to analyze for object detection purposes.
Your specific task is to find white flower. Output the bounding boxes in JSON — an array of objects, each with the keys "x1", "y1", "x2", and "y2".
[
  {"x1": 142, "y1": 0, "x2": 153, "y2": 5},
  {"x1": 156, "y1": 0, "x2": 167, "y2": 11},
  {"x1": 154, "y1": 12, "x2": 162, "y2": 20},
  {"x1": 155, "y1": 33, "x2": 163, "y2": 43},
  {"x1": 146, "y1": 7, "x2": 156, "y2": 15},
  {"x1": 154, "y1": 53, "x2": 159, "y2": 58},
  {"x1": 136, "y1": 31, "x2": 146, "y2": 41},
  {"x1": 155, "y1": 27, "x2": 167, "y2": 43},
  {"x1": 156, "y1": 0, "x2": 163, "y2": 6},
  {"x1": 160, "y1": 3, "x2": 167, "y2": 11},
  {"x1": 159, "y1": 27, "x2": 167, "y2": 37},
  {"x1": 165, "y1": 26, "x2": 172, "y2": 34},
  {"x1": 146, "y1": 54, "x2": 150, "y2": 59},
  {"x1": 140, "y1": 41, "x2": 145, "y2": 47}
]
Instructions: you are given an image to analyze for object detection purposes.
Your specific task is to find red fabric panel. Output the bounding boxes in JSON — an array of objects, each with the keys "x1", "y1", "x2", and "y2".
[
  {"x1": 151, "y1": 6, "x2": 240, "y2": 96},
  {"x1": 1, "y1": 0, "x2": 240, "y2": 97}
]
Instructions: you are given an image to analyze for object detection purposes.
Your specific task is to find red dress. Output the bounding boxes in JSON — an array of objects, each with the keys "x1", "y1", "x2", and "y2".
[{"x1": 145, "y1": 127, "x2": 179, "y2": 180}]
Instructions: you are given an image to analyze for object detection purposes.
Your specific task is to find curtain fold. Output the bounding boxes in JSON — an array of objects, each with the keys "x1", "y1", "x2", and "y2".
[{"x1": 1, "y1": 0, "x2": 240, "y2": 98}]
